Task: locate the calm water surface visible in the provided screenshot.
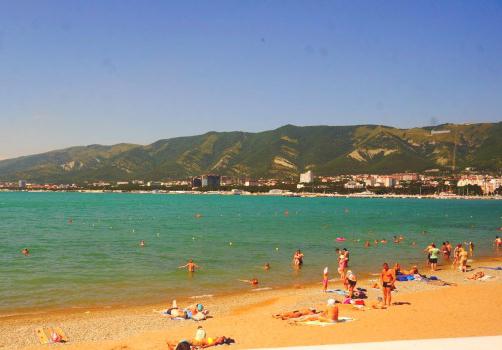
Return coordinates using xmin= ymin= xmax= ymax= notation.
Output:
xmin=0 ymin=192 xmax=500 ymax=313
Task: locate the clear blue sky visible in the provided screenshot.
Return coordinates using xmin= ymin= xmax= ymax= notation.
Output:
xmin=1 ymin=0 xmax=501 ymax=159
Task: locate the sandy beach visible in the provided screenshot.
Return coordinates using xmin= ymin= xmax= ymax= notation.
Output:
xmin=1 ymin=257 xmax=501 ymax=350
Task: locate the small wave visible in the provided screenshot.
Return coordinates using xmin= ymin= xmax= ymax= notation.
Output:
xmin=251 ymin=287 xmax=272 ymax=292
xmin=189 ymin=294 xmax=214 ymax=299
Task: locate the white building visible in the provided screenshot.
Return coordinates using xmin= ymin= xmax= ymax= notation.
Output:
xmin=299 ymin=170 xmax=314 ymax=184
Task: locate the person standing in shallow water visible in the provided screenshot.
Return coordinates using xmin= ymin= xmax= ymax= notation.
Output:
xmin=292 ymin=249 xmax=304 ymax=267
xmin=179 ymin=259 xmax=200 ymax=272
xmin=428 ymin=244 xmax=440 ymax=271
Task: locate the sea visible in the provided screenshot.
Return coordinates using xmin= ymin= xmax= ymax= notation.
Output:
xmin=0 ymin=192 xmax=500 ymax=314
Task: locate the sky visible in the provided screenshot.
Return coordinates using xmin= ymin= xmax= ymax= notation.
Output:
xmin=0 ymin=0 xmax=501 ymax=159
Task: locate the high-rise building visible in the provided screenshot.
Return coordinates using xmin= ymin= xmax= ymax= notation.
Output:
xmin=18 ymin=180 xmax=26 ymax=189
xmin=201 ymin=174 xmax=221 ymax=188
xmin=299 ymin=170 xmax=314 ymax=184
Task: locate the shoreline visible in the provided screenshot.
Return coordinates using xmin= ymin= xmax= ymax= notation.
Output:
xmin=2 ymin=257 xmax=501 ymax=349
xmin=1 ymin=189 xmax=501 ymax=200
xmin=2 ymin=253 xmax=500 ymax=321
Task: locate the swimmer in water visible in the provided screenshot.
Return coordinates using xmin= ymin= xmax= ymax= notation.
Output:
xmin=264 ymin=263 xmax=270 ymax=270
xmin=179 ymin=259 xmax=200 ymax=272
xmin=239 ymin=278 xmax=259 ymax=286
xmin=21 ymin=248 xmax=30 ymax=256
xmin=140 ymin=240 xmax=145 ymax=247
xmin=364 ymin=240 xmax=371 ymax=248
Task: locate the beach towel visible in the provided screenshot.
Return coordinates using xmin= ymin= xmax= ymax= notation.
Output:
xmin=35 ymin=327 xmax=68 ymax=344
xmin=326 ymin=289 xmax=347 ymax=296
xmin=296 ymin=317 xmax=355 ymax=326
xmin=480 ymin=266 xmax=502 ymax=271
xmin=479 ymin=275 xmax=494 ymax=281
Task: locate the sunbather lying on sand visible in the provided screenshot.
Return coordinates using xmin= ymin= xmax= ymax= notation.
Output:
xmin=467 ymin=271 xmax=485 ymax=280
xmin=163 ymin=300 xmax=209 ymax=320
xmin=290 ymin=299 xmax=338 ymax=323
xmin=167 ymin=336 xmax=234 ymax=349
xmin=273 ymin=308 xmax=319 ymax=320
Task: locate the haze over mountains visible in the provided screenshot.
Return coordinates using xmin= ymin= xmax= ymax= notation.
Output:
xmin=0 ymin=123 xmax=500 ymax=183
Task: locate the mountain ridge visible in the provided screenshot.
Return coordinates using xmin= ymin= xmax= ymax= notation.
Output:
xmin=0 ymin=122 xmax=500 ymax=183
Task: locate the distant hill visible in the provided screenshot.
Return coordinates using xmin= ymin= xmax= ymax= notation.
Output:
xmin=0 ymin=122 xmax=501 ymax=183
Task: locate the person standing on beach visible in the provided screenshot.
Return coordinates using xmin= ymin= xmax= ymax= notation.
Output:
xmin=322 ymin=267 xmax=329 ymax=292
xmin=380 ymin=263 xmax=395 ymax=307
xmin=441 ymin=242 xmax=450 ymax=260
xmin=452 ymin=244 xmax=461 ymax=269
xmin=337 ymin=250 xmax=348 ymax=282
xmin=424 ymin=243 xmax=433 ymax=268
xmin=468 ymin=241 xmax=475 ymax=257
xmin=495 ymin=236 xmax=502 ymax=248
xmin=459 ymin=247 xmax=468 ymax=272
xmin=179 ymin=259 xmax=200 ymax=272
xmin=345 ymin=270 xmax=357 ymax=298
xmin=342 ymin=248 xmax=350 ymax=267
xmin=428 ymin=244 xmax=440 ymax=271
xmin=446 ymin=241 xmax=452 ymax=258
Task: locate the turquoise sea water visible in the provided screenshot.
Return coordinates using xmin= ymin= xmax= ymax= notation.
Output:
xmin=0 ymin=192 xmax=501 ymax=313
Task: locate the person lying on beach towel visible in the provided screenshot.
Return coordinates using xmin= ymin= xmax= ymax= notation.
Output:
xmin=273 ymin=308 xmax=319 ymax=320
xmin=167 ymin=334 xmax=234 ymax=349
xmin=290 ymin=299 xmax=339 ymax=323
xmin=467 ymin=271 xmax=485 ymax=280
xmin=294 ymin=317 xmax=354 ymax=326
xmin=160 ymin=300 xmax=209 ymax=320
xmin=420 ymin=276 xmax=457 ymax=286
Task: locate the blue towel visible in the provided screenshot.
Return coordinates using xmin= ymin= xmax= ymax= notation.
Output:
xmin=326 ymin=289 xmax=347 ymax=295
xmin=480 ymin=266 xmax=502 ymax=271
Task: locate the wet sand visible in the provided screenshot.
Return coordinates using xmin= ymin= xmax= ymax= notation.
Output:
xmin=1 ymin=257 xmax=501 ymax=350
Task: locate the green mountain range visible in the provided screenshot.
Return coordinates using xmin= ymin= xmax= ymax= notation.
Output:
xmin=0 ymin=123 xmax=501 ymax=183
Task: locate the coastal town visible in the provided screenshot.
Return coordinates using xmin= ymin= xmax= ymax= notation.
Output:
xmin=1 ymin=170 xmax=501 ymax=198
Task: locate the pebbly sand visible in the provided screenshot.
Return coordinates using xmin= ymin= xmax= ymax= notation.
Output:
xmin=1 ymin=257 xmax=501 ymax=350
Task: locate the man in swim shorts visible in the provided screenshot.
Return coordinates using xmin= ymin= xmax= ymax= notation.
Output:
xmin=380 ymin=263 xmax=395 ymax=307
xmin=21 ymin=248 xmax=30 ymax=256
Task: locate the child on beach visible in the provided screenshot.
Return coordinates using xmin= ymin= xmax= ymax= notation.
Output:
xmin=322 ymin=267 xmax=329 ymax=292
xmin=345 ymin=270 xmax=357 ymax=298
